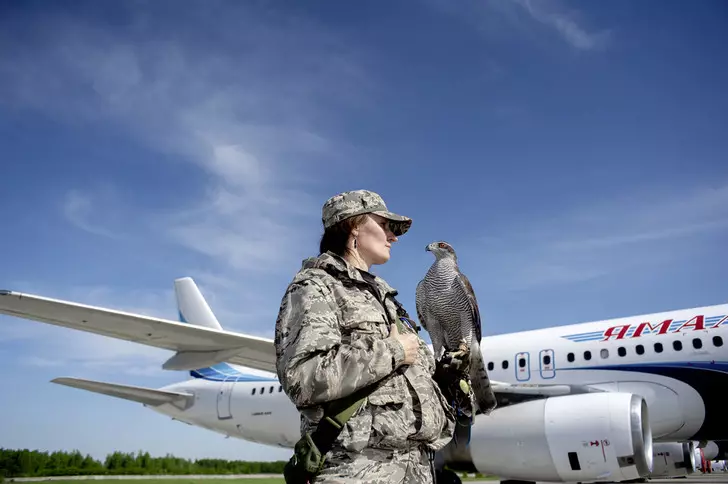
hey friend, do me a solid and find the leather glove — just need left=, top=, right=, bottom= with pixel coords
left=433, top=351, right=474, bottom=425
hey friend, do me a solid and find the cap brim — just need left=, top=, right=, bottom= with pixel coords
left=371, top=210, right=412, bottom=236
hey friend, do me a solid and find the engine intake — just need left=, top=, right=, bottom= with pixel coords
left=442, top=392, right=653, bottom=482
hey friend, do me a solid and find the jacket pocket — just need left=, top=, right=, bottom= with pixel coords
left=366, top=375, right=414, bottom=449
left=336, top=400, right=372, bottom=453
left=368, top=375, right=406, bottom=405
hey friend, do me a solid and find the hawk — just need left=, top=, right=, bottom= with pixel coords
left=416, top=241, right=497, bottom=417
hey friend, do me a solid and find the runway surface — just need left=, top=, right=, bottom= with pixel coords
left=467, top=474, right=728, bottom=484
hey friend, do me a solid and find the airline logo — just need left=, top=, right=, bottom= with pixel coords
left=562, top=314, right=728, bottom=343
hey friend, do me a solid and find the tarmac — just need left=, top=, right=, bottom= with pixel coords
left=465, top=473, right=728, bottom=484
left=7, top=472, right=728, bottom=482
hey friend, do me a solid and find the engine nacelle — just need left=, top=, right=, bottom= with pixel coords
left=649, top=442, right=696, bottom=477
left=700, top=440, right=719, bottom=461
left=442, top=392, right=652, bottom=482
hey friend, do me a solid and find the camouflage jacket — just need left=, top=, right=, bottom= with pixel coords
left=274, top=251, right=455, bottom=453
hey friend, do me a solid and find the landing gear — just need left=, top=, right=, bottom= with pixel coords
left=436, top=469, right=462, bottom=484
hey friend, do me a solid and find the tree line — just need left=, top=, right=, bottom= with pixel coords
left=0, top=448, right=286, bottom=478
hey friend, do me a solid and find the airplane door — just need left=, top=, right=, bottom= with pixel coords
left=540, top=349, right=555, bottom=379
left=217, top=380, right=234, bottom=420
left=515, top=352, right=530, bottom=381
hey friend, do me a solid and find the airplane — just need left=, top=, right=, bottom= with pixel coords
left=2, top=277, right=728, bottom=484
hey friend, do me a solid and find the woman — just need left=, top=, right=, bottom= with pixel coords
left=274, top=190, right=456, bottom=483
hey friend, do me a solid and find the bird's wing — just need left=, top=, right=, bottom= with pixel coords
left=454, top=269, right=481, bottom=342
left=415, top=278, right=428, bottom=331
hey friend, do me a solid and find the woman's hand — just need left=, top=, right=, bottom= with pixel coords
left=389, top=323, right=419, bottom=366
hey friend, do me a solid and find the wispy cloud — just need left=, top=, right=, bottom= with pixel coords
left=0, top=2, right=379, bottom=367
left=62, top=190, right=122, bottom=239
left=508, top=0, right=611, bottom=51
left=0, top=2, right=370, bottom=276
left=425, top=0, right=610, bottom=52
left=472, top=182, right=728, bottom=290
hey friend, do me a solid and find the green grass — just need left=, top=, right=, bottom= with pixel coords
left=27, top=481, right=285, bottom=484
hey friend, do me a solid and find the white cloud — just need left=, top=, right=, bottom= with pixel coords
left=0, top=3, right=378, bottom=367
left=472, top=182, right=728, bottom=290
left=0, top=2, right=368, bottom=276
left=509, top=0, right=611, bottom=51
left=425, top=0, right=610, bottom=53
left=62, top=190, right=123, bottom=239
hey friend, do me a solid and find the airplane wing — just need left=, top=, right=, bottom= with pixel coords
left=0, top=289, right=276, bottom=373
left=52, top=377, right=194, bottom=410
left=490, top=380, right=604, bottom=407
left=0, top=289, right=606, bottom=405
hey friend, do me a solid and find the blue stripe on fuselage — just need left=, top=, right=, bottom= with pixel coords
left=190, top=363, right=277, bottom=382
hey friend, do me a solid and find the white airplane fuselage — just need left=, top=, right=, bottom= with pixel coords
left=154, top=306, right=728, bottom=449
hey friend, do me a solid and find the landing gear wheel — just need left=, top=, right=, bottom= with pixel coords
left=436, top=469, right=462, bottom=484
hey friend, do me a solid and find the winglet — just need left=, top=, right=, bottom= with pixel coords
left=170, top=277, right=243, bottom=376
left=174, top=277, right=222, bottom=330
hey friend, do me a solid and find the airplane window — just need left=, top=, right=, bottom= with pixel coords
left=488, top=362, right=494, bottom=371
left=543, top=355, right=551, bottom=365
left=673, top=340, right=682, bottom=351
left=279, top=386, right=283, bottom=392
left=693, top=338, right=702, bottom=349
left=567, top=352, right=575, bottom=362
left=636, top=345, right=644, bottom=355
left=654, top=342, right=663, bottom=353
left=618, top=347, right=626, bottom=357
left=583, top=350, right=591, bottom=361
left=252, top=388, right=256, bottom=395
left=260, top=387, right=265, bottom=394
left=600, top=349, right=609, bottom=359
left=502, top=360, right=509, bottom=369
left=269, top=386, right=275, bottom=393
left=714, top=336, right=723, bottom=347
left=518, top=358, right=526, bottom=368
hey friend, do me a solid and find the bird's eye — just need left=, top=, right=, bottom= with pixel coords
left=438, top=243, right=447, bottom=249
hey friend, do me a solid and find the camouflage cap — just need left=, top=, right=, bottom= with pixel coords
left=322, top=190, right=412, bottom=236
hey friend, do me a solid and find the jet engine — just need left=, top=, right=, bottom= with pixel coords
left=649, top=441, right=696, bottom=478
left=700, top=440, right=720, bottom=461
left=442, top=392, right=652, bottom=483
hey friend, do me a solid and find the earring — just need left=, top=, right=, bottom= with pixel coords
left=353, top=238, right=358, bottom=249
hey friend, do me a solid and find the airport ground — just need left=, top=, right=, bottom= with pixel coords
left=0, top=473, right=496, bottom=482
left=6, top=473, right=728, bottom=483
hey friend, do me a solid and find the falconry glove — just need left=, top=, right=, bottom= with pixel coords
left=433, top=349, right=474, bottom=426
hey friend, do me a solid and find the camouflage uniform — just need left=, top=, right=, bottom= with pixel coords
left=274, top=190, right=455, bottom=483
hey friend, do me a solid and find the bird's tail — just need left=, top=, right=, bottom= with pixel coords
left=470, top=338, right=497, bottom=415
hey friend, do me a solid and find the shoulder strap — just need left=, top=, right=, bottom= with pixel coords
left=309, top=372, right=390, bottom=455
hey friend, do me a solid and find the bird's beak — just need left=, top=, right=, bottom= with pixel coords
left=425, top=245, right=431, bottom=252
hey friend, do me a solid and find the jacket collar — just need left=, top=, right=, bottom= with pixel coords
left=301, top=251, right=398, bottom=297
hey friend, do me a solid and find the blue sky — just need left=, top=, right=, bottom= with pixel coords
left=1, top=0, right=727, bottom=463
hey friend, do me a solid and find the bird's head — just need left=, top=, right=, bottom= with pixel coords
left=425, top=241, right=456, bottom=260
